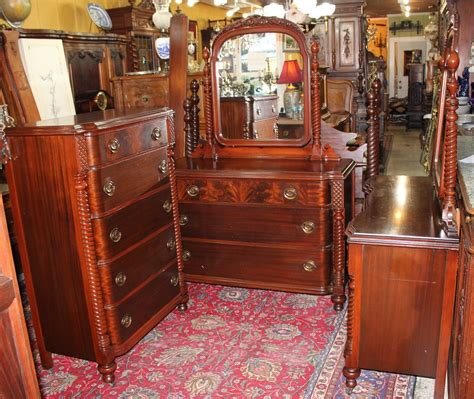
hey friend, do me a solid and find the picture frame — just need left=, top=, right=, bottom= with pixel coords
left=282, top=34, right=299, bottom=52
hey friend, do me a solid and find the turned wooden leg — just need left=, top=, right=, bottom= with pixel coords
left=98, top=361, right=116, bottom=383
left=343, top=366, right=360, bottom=393
left=331, top=290, right=346, bottom=312
left=40, top=351, right=54, bottom=369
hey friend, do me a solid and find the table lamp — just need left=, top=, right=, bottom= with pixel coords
left=278, top=59, right=303, bottom=119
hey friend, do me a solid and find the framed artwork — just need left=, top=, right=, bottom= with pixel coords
left=188, top=20, right=198, bottom=60
left=307, top=22, right=329, bottom=66
left=283, top=34, right=299, bottom=52
left=18, top=39, right=75, bottom=120
left=339, top=20, right=356, bottom=67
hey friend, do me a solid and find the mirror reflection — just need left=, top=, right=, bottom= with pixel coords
left=217, top=32, right=305, bottom=141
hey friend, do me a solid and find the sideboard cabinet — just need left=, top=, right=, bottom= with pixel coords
left=6, top=108, right=188, bottom=382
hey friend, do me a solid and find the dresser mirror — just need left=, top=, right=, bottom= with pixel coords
left=211, top=20, right=311, bottom=146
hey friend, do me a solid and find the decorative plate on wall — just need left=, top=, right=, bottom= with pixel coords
left=87, top=3, right=112, bottom=31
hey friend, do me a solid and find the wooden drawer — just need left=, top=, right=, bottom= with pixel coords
left=182, top=240, right=331, bottom=290
left=253, top=97, right=278, bottom=121
left=180, top=203, right=331, bottom=245
left=99, top=224, right=176, bottom=304
left=252, top=118, right=277, bottom=140
left=106, top=262, right=180, bottom=346
left=122, top=79, right=169, bottom=110
left=177, top=178, right=330, bottom=207
left=87, top=118, right=168, bottom=165
left=92, top=184, right=173, bottom=260
left=88, top=147, right=169, bottom=214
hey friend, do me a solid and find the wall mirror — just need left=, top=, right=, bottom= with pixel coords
left=211, top=19, right=311, bottom=146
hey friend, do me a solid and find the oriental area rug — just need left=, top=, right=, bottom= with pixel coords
left=31, top=283, right=415, bottom=398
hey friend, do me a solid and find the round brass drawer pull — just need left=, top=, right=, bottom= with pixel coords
left=180, top=215, right=189, bottom=226
left=121, top=314, right=132, bottom=328
left=167, top=237, right=176, bottom=251
left=142, top=95, right=149, bottom=103
left=103, top=178, right=116, bottom=197
left=115, top=272, right=127, bottom=287
left=303, top=261, right=317, bottom=272
left=301, top=221, right=315, bottom=234
left=107, top=138, right=120, bottom=154
left=170, top=275, right=179, bottom=287
left=183, top=250, right=191, bottom=261
left=186, top=185, right=200, bottom=197
left=283, top=187, right=297, bottom=201
left=163, top=200, right=172, bottom=213
left=151, top=127, right=162, bottom=141
left=109, top=227, right=122, bottom=243
left=158, top=160, right=168, bottom=174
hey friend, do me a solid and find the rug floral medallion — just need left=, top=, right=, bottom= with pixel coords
left=33, top=284, right=415, bottom=398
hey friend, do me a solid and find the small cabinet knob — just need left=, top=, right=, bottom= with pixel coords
left=283, top=187, right=297, bottom=201
left=121, top=314, right=132, bottom=328
left=186, top=185, right=200, bottom=197
left=158, top=160, right=168, bottom=174
left=109, top=227, right=122, bottom=243
left=115, top=272, right=127, bottom=287
left=170, top=275, right=179, bottom=287
left=301, top=221, right=315, bottom=234
left=183, top=250, right=191, bottom=261
left=163, top=200, right=172, bottom=213
left=303, top=261, right=317, bottom=272
left=151, top=127, right=162, bottom=141
left=180, top=215, right=189, bottom=226
left=167, top=237, right=176, bottom=251
left=103, top=178, right=116, bottom=197
left=107, top=138, right=120, bottom=154
left=142, top=95, right=149, bottom=103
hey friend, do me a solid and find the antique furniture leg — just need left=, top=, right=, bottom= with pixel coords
left=331, top=179, right=346, bottom=310
left=98, top=361, right=117, bottom=383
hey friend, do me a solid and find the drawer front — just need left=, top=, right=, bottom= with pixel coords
left=253, top=98, right=278, bottom=121
left=89, top=147, right=169, bottom=214
left=182, top=241, right=331, bottom=288
left=122, top=79, right=169, bottom=110
left=99, top=225, right=177, bottom=304
left=178, top=178, right=330, bottom=207
left=106, top=262, right=180, bottom=345
left=251, top=118, right=277, bottom=140
left=92, top=185, right=173, bottom=260
left=88, top=118, right=168, bottom=165
left=180, top=203, right=331, bottom=245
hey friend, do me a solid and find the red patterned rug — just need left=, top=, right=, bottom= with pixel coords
left=31, top=284, right=415, bottom=398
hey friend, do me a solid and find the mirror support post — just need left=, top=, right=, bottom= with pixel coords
left=202, top=47, right=216, bottom=158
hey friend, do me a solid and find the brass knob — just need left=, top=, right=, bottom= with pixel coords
left=282, top=130, right=289, bottom=137
left=170, top=275, right=179, bottom=287
left=466, top=215, right=471, bottom=224
left=103, top=178, right=116, bottom=197
left=158, top=160, right=168, bottom=174
left=186, top=185, right=200, bottom=197
left=142, top=95, right=149, bottom=103
left=180, top=215, right=189, bottom=226
left=121, top=314, right=132, bottom=328
left=107, top=138, right=120, bottom=154
left=115, top=272, right=127, bottom=287
left=301, top=221, right=315, bottom=234
left=151, top=127, right=162, bottom=141
left=283, top=187, right=297, bottom=200
left=167, top=237, right=176, bottom=251
left=256, top=106, right=262, bottom=115
left=183, top=250, right=191, bottom=261
left=303, top=261, right=317, bottom=272
left=163, top=200, right=172, bottom=213
left=109, top=227, right=122, bottom=243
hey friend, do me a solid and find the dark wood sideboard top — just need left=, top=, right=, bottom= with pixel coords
left=347, top=175, right=459, bottom=248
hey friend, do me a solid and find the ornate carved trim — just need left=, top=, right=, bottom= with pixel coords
left=184, top=98, right=193, bottom=157
left=365, top=78, right=381, bottom=180
left=202, top=47, right=215, bottom=158
left=67, top=49, right=104, bottom=63
left=330, top=179, right=346, bottom=311
left=190, top=79, right=200, bottom=152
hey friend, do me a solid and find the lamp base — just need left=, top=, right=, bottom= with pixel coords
left=283, top=87, right=301, bottom=119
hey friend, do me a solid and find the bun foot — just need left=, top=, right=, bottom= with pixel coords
left=343, top=366, right=360, bottom=394
left=177, top=303, right=188, bottom=312
left=331, top=294, right=346, bottom=311
left=98, top=361, right=116, bottom=384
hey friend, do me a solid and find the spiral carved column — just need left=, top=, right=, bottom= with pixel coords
left=202, top=48, right=214, bottom=157
left=184, top=98, right=193, bottom=158
left=442, top=50, right=459, bottom=237
left=190, top=79, right=200, bottom=152
left=365, top=78, right=381, bottom=181
left=310, top=39, right=322, bottom=158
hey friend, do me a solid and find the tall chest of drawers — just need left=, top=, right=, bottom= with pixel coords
left=6, top=108, right=188, bottom=382
left=175, top=158, right=355, bottom=310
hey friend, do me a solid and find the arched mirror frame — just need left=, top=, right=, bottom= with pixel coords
left=210, top=17, right=312, bottom=148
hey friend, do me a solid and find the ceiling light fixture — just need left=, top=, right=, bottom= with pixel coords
left=263, top=2, right=286, bottom=18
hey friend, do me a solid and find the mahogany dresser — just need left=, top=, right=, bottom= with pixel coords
left=5, top=108, right=188, bottom=382
left=449, top=135, right=474, bottom=399
left=220, top=95, right=279, bottom=139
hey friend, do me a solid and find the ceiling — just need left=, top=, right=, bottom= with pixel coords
left=365, top=0, right=438, bottom=17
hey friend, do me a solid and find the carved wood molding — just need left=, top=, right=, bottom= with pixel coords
left=365, top=78, right=381, bottom=181
left=310, top=38, right=322, bottom=160
left=68, top=49, right=104, bottom=63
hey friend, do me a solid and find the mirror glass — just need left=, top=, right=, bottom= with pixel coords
left=216, top=32, right=305, bottom=141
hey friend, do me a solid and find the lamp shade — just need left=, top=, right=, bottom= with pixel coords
left=277, top=60, right=303, bottom=84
